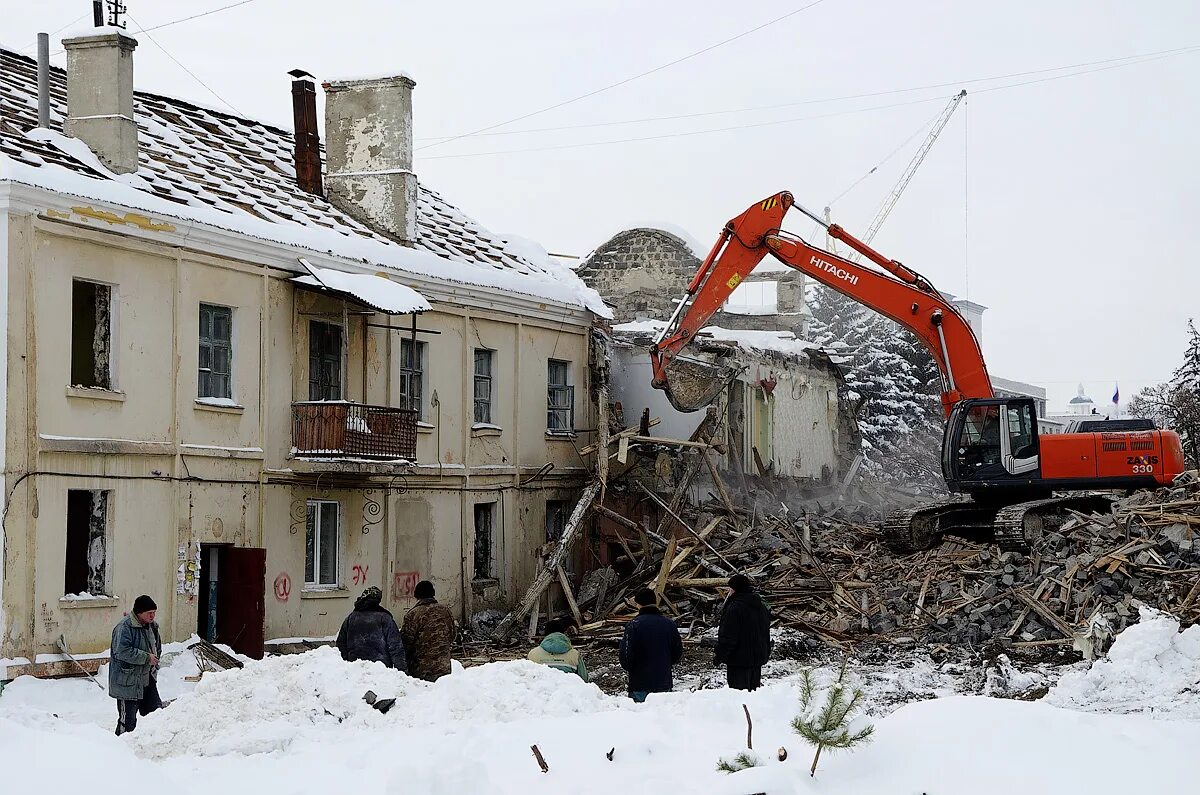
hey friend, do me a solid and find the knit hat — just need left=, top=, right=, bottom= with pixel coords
left=132, top=595, right=157, bottom=615
left=355, top=586, right=383, bottom=610
left=414, top=580, right=435, bottom=599
left=728, top=574, right=751, bottom=593
left=634, top=588, right=657, bottom=607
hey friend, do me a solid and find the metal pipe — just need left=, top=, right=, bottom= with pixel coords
left=932, top=311, right=956, bottom=392
left=36, top=33, right=50, bottom=129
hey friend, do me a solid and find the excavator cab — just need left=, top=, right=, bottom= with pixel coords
left=943, top=397, right=1041, bottom=494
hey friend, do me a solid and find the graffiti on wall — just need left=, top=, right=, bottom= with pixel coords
left=352, top=564, right=369, bottom=586
left=273, top=572, right=292, bottom=602
left=392, top=570, right=420, bottom=600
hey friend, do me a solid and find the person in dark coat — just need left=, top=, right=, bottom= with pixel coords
left=108, top=594, right=163, bottom=735
left=336, top=586, right=408, bottom=672
left=715, top=574, right=772, bottom=691
left=618, top=588, right=683, bottom=702
left=401, top=580, right=455, bottom=681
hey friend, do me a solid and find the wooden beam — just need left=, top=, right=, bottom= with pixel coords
left=654, top=536, right=678, bottom=601
left=639, top=483, right=735, bottom=573
left=556, top=565, right=584, bottom=628
left=703, top=451, right=742, bottom=530
left=491, top=480, right=602, bottom=641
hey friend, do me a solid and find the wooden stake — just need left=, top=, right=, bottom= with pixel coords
left=743, top=704, right=753, bottom=750
left=654, top=536, right=679, bottom=602
left=531, top=744, right=549, bottom=773
left=556, top=564, right=584, bottom=628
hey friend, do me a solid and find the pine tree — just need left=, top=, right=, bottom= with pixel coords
left=715, top=751, right=764, bottom=774
left=806, top=284, right=943, bottom=486
left=791, top=664, right=875, bottom=777
left=1130, top=319, right=1200, bottom=468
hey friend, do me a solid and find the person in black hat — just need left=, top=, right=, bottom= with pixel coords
left=715, top=574, right=772, bottom=691
left=618, top=588, right=683, bottom=702
left=108, top=594, right=163, bottom=735
left=336, top=586, right=407, bottom=672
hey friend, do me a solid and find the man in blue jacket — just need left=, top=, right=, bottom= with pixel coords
left=336, top=586, right=408, bottom=671
left=618, top=588, right=683, bottom=702
left=108, top=594, right=163, bottom=735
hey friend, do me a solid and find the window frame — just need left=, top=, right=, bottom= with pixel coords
left=70, top=278, right=118, bottom=390
left=473, top=501, right=496, bottom=581
left=399, top=337, right=426, bottom=419
left=304, top=499, right=342, bottom=588
left=198, top=302, right=234, bottom=400
left=64, top=489, right=113, bottom=597
left=547, top=359, right=575, bottom=433
left=473, top=348, right=494, bottom=425
left=308, top=320, right=344, bottom=402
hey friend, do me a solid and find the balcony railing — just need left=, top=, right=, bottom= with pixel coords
left=292, top=402, right=417, bottom=461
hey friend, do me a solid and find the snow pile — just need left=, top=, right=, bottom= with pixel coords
left=1044, top=606, right=1200, bottom=718
left=130, top=648, right=615, bottom=758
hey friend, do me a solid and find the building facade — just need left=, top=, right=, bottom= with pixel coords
left=0, top=34, right=604, bottom=672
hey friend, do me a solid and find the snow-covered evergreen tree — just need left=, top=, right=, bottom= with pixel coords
left=791, top=664, right=875, bottom=776
left=807, top=284, right=943, bottom=486
left=1129, top=319, right=1200, bottom=468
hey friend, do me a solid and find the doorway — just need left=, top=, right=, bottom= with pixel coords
left=198, top=544, right=266, bottom=659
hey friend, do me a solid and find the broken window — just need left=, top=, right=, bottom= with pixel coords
left=65, top=490, right=110, bottom=596
left=198, top=303, right=233, bottom=400
left=308, top=321, right=343, bottom=401
left=547, top=360, right=574, bottom=432
left=473, top=502, right=495, bottom=580
left=546, top=499, right=568, bottom=543
left=473, top=349, right=493, bottom=424
left=305, top=500, right=340, bottom=587
left=70, top=279, right=113, bottom=389
left=399, top=338, right=425, bottom=419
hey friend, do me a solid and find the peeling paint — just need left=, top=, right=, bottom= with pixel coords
left=70, top=206, right=176, bottom=232
left=45, top=209, right=71, bottom=220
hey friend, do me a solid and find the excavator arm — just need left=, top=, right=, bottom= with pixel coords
left=650, top=191, right=993, bottom=415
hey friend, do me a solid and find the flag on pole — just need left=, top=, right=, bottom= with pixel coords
left=1112, top=384, right=1119, bottom=406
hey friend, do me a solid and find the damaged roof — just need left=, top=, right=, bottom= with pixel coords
left=0, top=46, right=607, bottom=315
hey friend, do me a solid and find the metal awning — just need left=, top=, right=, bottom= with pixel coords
left=292, top=259, right=432, bottom=315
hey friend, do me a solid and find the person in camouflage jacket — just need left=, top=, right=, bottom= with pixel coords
left=401, top=580, right=455, bottom=681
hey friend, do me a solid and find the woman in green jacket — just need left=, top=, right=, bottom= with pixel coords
left=527, top=618, right=588, bottom=681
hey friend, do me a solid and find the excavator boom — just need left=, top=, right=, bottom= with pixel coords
left=650, top=191, right=992, bottom=414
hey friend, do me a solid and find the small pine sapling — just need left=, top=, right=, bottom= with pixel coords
left=716, top=751, right=764, bottom=774
left=791, top=665, right=875, bottom=776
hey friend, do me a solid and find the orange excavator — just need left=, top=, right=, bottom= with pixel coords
left=650, top=191, right=1186, bottom=551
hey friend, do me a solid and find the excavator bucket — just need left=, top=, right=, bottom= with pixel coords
left=660, top=356, right=743, bottom=413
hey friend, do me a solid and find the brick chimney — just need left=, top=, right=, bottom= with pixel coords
left=62, top=30, right=139, bottom=174
left=323, top=75, right=417, bottom=243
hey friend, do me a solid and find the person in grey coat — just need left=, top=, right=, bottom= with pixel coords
left=336, top=586, right=408, bottom=671
left=108, top=594, right=163, bottom=735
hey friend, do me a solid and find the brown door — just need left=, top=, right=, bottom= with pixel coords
left=215, top=546, right=266, bottom=660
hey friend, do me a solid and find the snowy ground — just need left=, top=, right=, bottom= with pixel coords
left=2, top=609, right=1199, bottom=794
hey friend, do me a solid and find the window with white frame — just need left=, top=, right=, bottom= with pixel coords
left=547, top=359, right=574, bottom=432
left=399, top=338, right=425, bottom=419
left=198, top=303, right=233, bottom=400
left=305, top=500, right=340, bottom=587
left=70, top=279, right=115, bottom=389
left=473, top=349, right=493, bottom=424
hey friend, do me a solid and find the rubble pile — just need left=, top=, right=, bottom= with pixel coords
left=576, top=471, right=1200, bottom=651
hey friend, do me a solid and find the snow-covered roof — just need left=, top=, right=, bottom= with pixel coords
left=293, top=262, right=431, bottom=315
left=613, top=320, right=822, bottom=360
left=0, top=46, right=608, bottom=317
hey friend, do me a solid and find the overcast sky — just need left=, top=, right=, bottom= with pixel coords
left=9, top=0, right=1199, bottom=411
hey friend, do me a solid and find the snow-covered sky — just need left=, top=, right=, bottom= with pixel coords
left=8, top=0, right=1198, bottom=411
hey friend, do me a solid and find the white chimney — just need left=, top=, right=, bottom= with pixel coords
left=62, top=30, right=139, bottom=174
left=323, top=75, right=418, bottom=243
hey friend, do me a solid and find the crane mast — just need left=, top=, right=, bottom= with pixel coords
left=848, top=90, right=967, bottom=262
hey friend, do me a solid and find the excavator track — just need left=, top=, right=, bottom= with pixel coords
left=992, top=494, right=1116, bottom=552
left=883, top=499, right=996, bottom=553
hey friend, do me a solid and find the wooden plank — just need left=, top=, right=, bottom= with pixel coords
left=654, top=536, right=678, bottom=601
left=556, top=565, right=585, bottom=628
left=1014, top=588, right=1075, bottom=638
left=703, top=450, right=742, bottom=531
left=492, top=480, right=602, bottom=641
left=639, top=483, right=736, bottom=572
left=579, top=417, right=660, bottom=455
left=617, top=436, right=630, bottom=464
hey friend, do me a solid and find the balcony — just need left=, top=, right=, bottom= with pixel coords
left=292, top=402, right=417, bottom=461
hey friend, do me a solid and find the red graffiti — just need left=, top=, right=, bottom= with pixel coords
left=392, top=571, right=420, bottom=600
left=352, top=564, right=369, bottom=586
left=273, top=573, right=291, bottom=602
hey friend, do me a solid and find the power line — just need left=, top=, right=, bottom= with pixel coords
left=417, top=42, right=1200, bottom=143
left=416, top=46, right=1199, bottom=161
left=48, top=0, right=265, bottom=56
left=417, top=94, right=946, bottom=161
left=19, top=12, right=90, bottom=52
left=415, top=0, right=833, bottom=152
left=825, top=105, right=947, bottom=208
left=128, top=14, right=244, bottom=116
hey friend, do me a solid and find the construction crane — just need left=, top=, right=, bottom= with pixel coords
left=847, top=90, right=967, bottom=262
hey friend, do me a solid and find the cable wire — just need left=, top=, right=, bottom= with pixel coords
left=418, top=42, right=1200, bottom=143
left=19, top=12, right=90, bottom=52
left=415, top=0, right=832, bottom=152
left=127, top=14, right=244, bottom=115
